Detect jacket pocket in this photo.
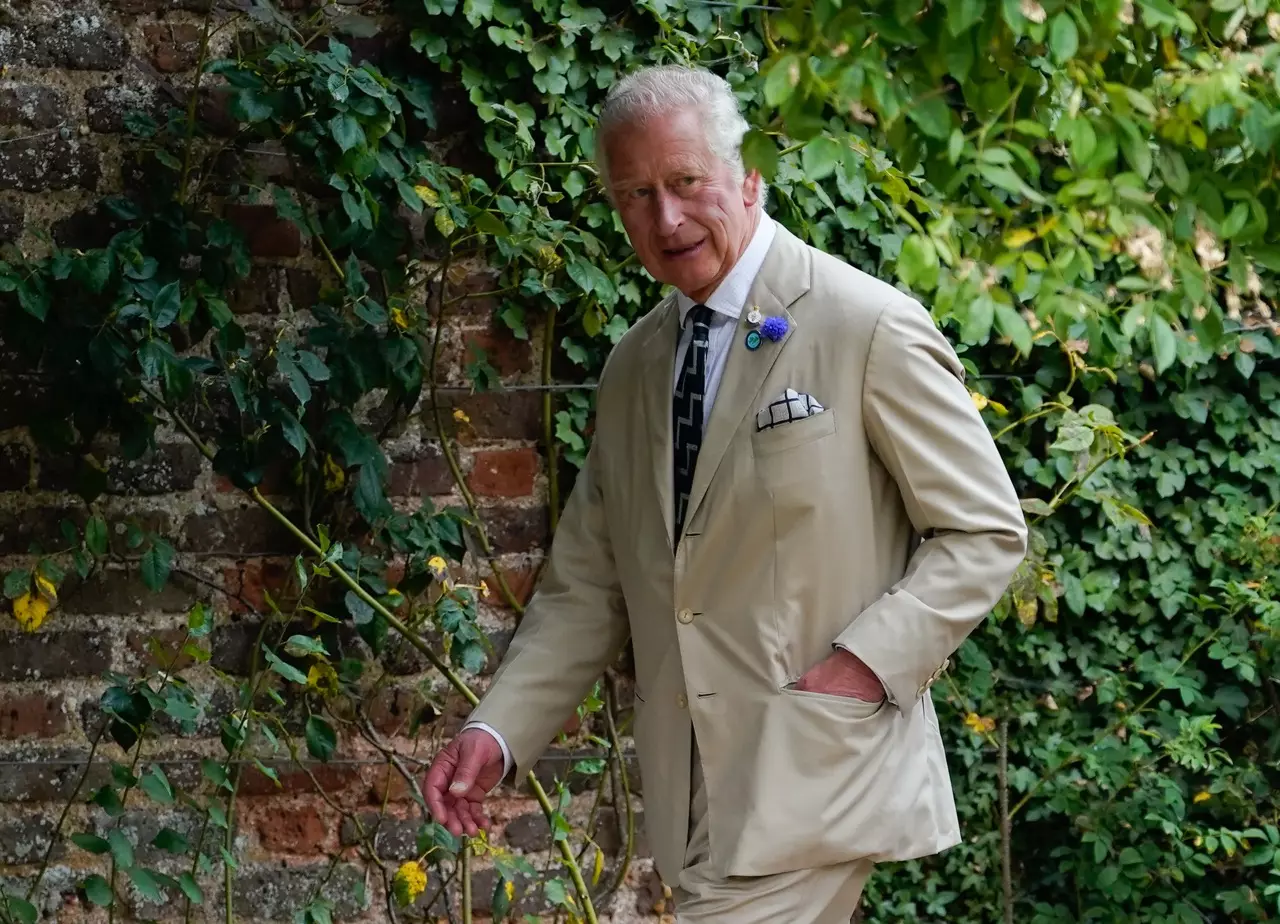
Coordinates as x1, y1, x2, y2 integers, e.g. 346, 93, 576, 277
780, 682, 884, 719
751, 410, 836, 457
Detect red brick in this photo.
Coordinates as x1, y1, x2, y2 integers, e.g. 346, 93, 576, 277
238, 762, 365, 799
368, 686, 421, 735
125, 628, 198, 670
142, 22, 204, 72
224, 204, 302, 258
435, 392, 541, 441
0, 693, 67, 739
464, 322, 534, 377
482, 505, 550, 554
229, 558, 300, 614
0, 632, 110, 681
249, 801, 333, 853
438, 268, 502, 320
363, 765, 419, 804
182, 508, 295, 555
488, 564, 540, 611
388, 443, 454, 497
468, 448, 538, 498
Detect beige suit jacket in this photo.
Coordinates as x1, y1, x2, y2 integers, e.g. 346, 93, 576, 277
468, 223, 1028, 885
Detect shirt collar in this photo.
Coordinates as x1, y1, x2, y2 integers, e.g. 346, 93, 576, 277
675, 215, 777, 328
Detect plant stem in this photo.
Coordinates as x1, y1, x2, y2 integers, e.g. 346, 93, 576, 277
602, 678, 635, 896
25, 724, 106, 902
999, 721, 1014, 924
460, 846, 472, 924
425, 251, 524, 615
1010, 625, 1223, 819
543, 301, 561, 534
178, 8, 216, 204
143, 390, 597, 923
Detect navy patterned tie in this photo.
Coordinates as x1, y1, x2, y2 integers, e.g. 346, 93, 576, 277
673, 304, 712, 541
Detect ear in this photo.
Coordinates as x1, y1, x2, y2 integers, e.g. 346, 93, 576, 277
742, 169, 763, 208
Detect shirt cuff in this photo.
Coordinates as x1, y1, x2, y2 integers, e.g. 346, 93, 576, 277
462, 721, 514, 789
833, 642, 898, 706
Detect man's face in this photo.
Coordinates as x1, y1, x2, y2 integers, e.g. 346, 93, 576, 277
604, 106, 761, 303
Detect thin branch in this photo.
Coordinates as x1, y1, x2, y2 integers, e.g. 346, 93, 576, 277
999, 721, 1014, 924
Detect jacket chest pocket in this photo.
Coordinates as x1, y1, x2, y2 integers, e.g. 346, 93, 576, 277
751, 412, 839, 523
751, 411, 836, 457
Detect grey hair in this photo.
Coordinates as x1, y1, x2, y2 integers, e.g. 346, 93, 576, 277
594, 64, 765, 207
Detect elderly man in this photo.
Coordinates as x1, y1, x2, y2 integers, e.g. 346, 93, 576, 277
425, 64, 1028, 922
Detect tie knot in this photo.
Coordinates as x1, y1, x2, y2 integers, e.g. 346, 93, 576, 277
686, 303, 713, 328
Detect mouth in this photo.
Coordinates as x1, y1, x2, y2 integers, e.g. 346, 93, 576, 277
662, 240, 707, 260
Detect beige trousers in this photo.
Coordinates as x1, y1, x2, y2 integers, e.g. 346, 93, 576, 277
672, 740, 875, 924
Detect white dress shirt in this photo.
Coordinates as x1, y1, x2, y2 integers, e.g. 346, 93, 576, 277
463, 216, 779, 784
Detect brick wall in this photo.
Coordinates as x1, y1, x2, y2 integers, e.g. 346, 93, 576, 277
0, 2, 663, 921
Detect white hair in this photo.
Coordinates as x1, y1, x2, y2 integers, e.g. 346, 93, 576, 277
594, 64, 765, 208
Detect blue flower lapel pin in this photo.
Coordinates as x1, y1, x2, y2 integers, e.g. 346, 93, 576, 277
743, 306, 788, 351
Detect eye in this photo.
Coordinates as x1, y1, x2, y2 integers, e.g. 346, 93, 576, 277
678, 175, 696, 186
629, 187, 651, 199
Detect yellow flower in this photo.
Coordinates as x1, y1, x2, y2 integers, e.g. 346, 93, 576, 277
390, 307, 410, 331
13, 592, 49, 632
453, 408, 471, 425
392, 861, 428, 906
504, 880, 515, 902
1193, 790, 1211, 804
427, 556, 448, 579
970, 390, 989, 411
479, 580, 490, 599
306, 663, 340, 698
323, 454, 345, 492
963, 712, 996, 735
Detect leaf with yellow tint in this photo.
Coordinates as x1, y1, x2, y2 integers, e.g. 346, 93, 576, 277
13, 592, 49, 632
322, 455, 345, 492
35, 573, 57, 607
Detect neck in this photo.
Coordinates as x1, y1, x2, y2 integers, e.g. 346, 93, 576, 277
685, 209, 763, 304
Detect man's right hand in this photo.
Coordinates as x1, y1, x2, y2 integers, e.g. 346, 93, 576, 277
423, 728, 505, 837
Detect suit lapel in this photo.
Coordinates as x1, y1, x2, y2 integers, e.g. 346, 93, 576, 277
684, 226, 812, 535
636, 293, 681, 554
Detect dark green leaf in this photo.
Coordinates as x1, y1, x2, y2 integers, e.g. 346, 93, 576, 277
108, 830, 135, 869
1049, 13, 1079, 61
127, 867, 164, 903
3, 569, 29, 600
83, 875, 114, 907
329, 113, 365, 152
71, 833, 112, 854
178, 873, 203, 905
139, 766, 174, 805
141, 539, 174, 592
85, 516, 109, 556
152, 281, 181, 328
305, 715, 337, 762
4, 897, 37, 924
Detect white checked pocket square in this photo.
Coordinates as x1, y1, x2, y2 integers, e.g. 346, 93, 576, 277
756, 387, 825, 432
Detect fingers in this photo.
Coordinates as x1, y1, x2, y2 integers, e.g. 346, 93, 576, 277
423, 743, 459, 829
447, 734, 489, 797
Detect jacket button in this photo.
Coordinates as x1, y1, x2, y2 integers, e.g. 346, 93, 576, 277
677, 608, 694, 624
676, 693, 688, 709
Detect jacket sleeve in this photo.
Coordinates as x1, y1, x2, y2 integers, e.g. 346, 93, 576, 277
832, 297, 1028, 708
463, 414, 630, 782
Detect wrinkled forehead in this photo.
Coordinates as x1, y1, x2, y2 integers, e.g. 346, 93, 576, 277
602, 107, 723, 184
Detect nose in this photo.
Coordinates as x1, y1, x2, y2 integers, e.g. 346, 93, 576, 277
654, 189, 683, 237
